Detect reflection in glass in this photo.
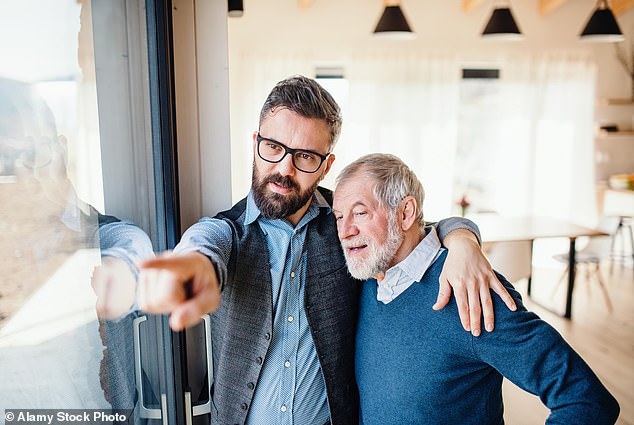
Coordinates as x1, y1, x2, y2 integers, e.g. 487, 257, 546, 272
0, 1, 159, 420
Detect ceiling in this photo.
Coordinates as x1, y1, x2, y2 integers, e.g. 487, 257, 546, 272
294, 0, 634, 16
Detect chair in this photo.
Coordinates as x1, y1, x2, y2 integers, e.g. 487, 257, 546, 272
551, 216, 621, 312
610, 215, 634, 270
484, 240, 533, 284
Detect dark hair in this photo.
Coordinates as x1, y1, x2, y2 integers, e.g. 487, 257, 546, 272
259, 75, 342, 149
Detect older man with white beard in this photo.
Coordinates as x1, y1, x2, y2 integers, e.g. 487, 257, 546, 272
333, 153, 620, 425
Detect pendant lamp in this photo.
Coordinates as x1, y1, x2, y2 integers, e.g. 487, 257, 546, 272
481, 2, 523, 40
228, 0, 244, 18
580, 0, 624, 42
372, 1, 415, 40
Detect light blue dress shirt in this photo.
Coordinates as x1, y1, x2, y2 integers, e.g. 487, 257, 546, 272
176, 191, 330, 425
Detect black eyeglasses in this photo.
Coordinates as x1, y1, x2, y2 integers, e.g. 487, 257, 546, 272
256, 133, 330, 174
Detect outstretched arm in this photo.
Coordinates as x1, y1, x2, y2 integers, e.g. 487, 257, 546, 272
435, 219, 517, 336
137, 217, 233, 331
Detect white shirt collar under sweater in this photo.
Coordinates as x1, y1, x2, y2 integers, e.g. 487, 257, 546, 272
376, 226, 445, 304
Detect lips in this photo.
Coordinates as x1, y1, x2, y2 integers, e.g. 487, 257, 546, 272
342, 241, 368, 256
264, 174, 298, 195
269, 181, 293, 194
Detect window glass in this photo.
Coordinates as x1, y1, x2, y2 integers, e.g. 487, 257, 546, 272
452, 75, 501, 215
316, 74, 349, 190
0, 1, 164, 418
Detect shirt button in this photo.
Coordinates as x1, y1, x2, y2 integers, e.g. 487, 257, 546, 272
287, 315, 294, 322
290, 271, 296, 278
247, 382, 254, 390
284, 360, 291, 368
241, 403, 248, 411
280, 405, 287, 413
255, 356, 262, 365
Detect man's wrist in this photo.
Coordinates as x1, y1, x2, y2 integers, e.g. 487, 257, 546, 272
443, 228, 480, 248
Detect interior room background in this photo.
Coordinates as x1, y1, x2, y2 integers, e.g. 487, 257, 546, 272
226, 0, 634, 228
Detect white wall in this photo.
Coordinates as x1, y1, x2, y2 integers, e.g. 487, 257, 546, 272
173, 0, 233, 227
225, 0, 634, 202
227, 0, 634, 97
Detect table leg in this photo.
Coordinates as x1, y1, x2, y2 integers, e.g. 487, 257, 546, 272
564, 238, 576, 319
527, 240, 535, 296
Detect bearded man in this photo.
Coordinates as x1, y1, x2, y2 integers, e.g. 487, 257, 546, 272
135, 76, 517, 425
333, 153, 620, 425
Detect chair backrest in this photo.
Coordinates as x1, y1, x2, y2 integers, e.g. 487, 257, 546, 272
485, 240, 532, 283
577, 216, 621, 259
596, 216, 621, 235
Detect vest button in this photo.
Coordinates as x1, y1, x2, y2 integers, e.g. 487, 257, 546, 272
241, 402, 248, 410
264, 332, 271, 340
247, 382, 254, 390
255, 356, 262, 365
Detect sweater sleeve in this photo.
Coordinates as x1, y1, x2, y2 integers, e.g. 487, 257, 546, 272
433, 217, 482, 246
472, 274, 620, 424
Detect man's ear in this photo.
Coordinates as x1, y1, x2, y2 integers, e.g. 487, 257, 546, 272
400, 196, 418, 231
322, 153, 336, 177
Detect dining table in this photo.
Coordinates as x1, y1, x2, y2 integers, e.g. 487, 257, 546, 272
467, 214, 607, 319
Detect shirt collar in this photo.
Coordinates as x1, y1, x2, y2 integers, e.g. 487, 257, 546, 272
244, 188, 331, 227
391, 225, 443, 282
375, 226, 444, 304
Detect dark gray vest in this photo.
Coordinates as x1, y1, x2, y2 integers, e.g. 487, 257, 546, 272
210, 187, 360, 425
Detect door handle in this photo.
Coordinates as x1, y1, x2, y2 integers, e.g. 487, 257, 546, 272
191, 315, 213, 417
133, 315, 163, 420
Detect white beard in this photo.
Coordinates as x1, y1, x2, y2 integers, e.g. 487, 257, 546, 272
342, 217, 404, 280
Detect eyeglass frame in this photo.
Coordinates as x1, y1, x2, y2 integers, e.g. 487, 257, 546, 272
256, 132, 331, 174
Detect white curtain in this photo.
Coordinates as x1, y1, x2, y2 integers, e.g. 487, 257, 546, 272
494, 53, 597, 226
229, 51, 597, 226
328, 52, 461, 221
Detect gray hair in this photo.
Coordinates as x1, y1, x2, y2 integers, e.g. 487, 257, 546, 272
336, 153, 425, 228
259, 75, 342, 150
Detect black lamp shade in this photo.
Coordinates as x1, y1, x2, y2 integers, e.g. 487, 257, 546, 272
373, 5, 415, 39
482, 7, 523, 40
228, 0, 244, 18
580, 7, 624, 42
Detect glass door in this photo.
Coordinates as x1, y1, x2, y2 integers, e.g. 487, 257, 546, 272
0, 0, 188, 423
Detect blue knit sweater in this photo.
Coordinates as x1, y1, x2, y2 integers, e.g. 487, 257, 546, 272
355, 251, 620, 425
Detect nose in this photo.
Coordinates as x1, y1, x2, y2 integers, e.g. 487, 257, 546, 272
337, 217, 358, 241
277, 152, 296, 177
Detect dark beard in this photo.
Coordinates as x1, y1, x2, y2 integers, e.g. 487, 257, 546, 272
252, 166, 319, 219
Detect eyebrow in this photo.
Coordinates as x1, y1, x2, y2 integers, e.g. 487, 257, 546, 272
258, 132, 327, 155
257, 133, 281, 144
333, 200, 369, 214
